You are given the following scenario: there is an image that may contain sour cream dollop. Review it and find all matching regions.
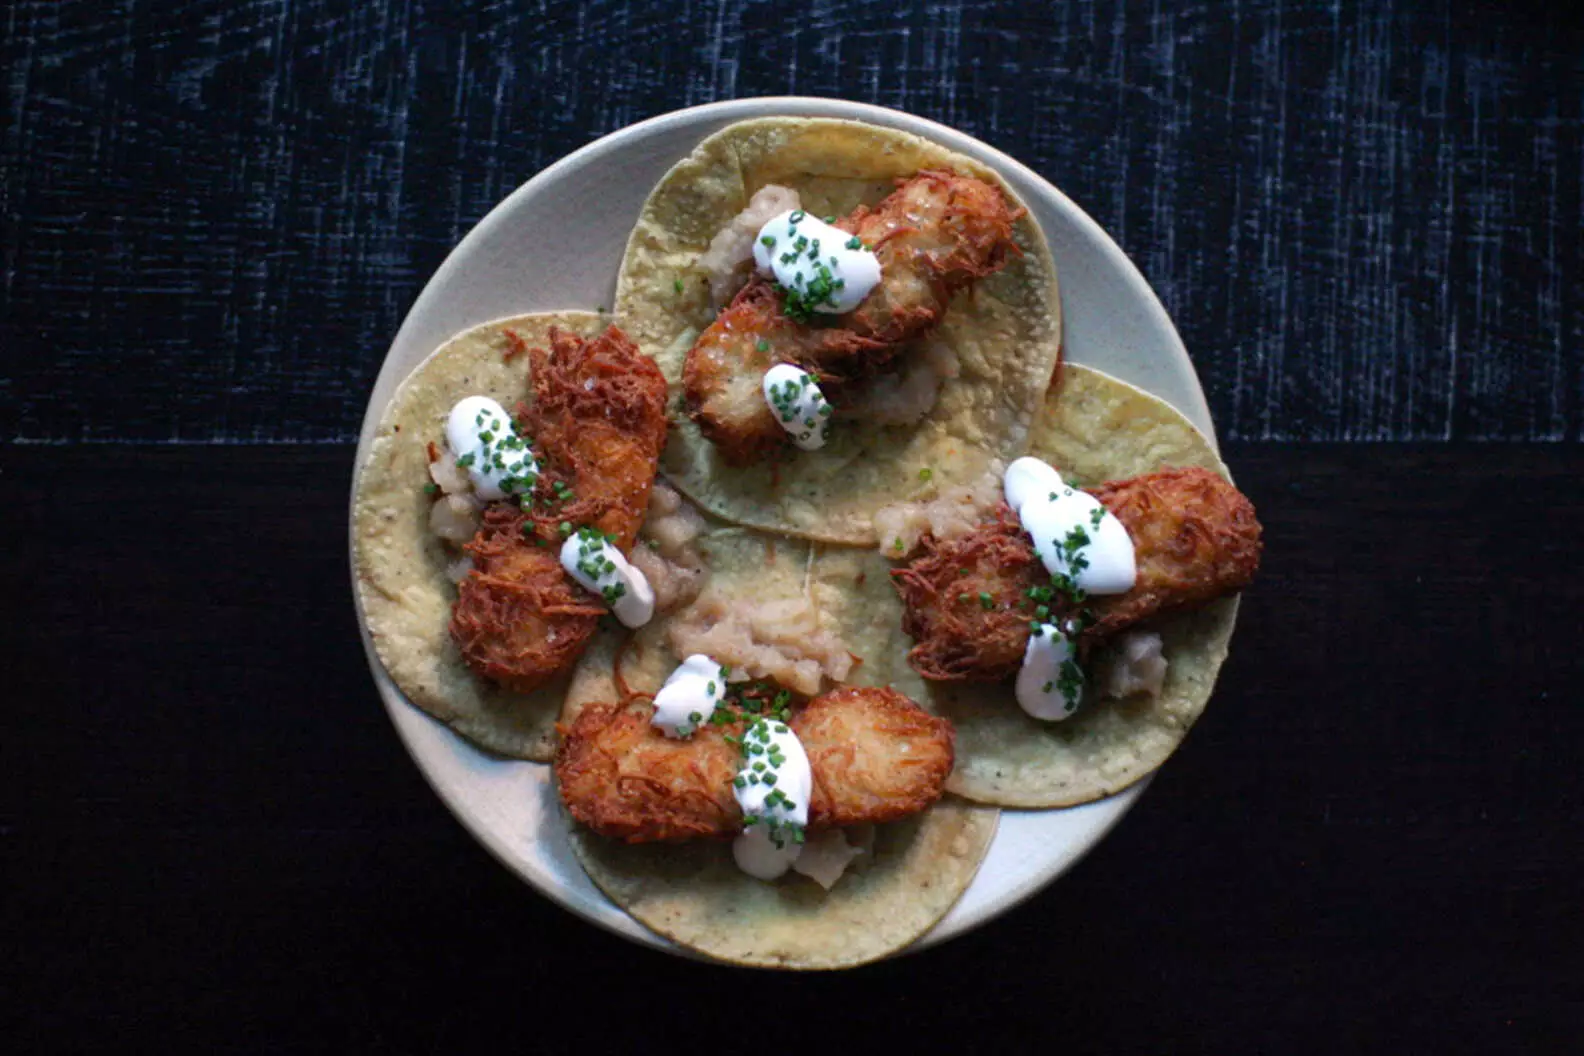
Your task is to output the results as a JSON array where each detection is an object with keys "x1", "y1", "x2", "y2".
[
  {"x1": 1015, "y1": 621, "x2": 1084, "y2": 720},
  {"x1": 1004, "y1": 457, "x2": 1136, "y2": 595},
  {"x1": 558, "y1": 527, "x2": 655, "y2": 628},
  {"x1": 762, "y1": 363, "x2": 833, "y2": 450},
  {"x1": 733, "y1": 824, "x2": 802, "y2": 881},
  {"x1": 730, "y1": 717, "x2": 814, "y2": 880},
  {"x1": 445, "y1": 396, "x2": 539, "y2": 502},
  {"x1": 752, "y1": 210, "x2": 881, "y2": 314},
  {"x1": 649, "y1": 655, "x2": 727, "y2": 738}
]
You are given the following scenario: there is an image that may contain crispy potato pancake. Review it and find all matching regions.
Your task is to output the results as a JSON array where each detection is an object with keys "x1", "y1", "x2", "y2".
[
  {"x1": 522, "y1": 326, "x2": 669, "y2": 548},
  {"x1": 891, "y1": 504, "x2": 1043, "y2": 682},
  {"x1": 555, "y1": 685, "x2": 953, "y2": 843},
  {"x1": 1086, "y1": 467, "x2": 1262, "y2": 636},
  {"x1": 894, "y1": 468, "x2": 1261, "y2": 681},
  {"x1": 556, "y1": 703, "x2": 741, "y2": 843},
  {"x1": 797, "y1": 686, "x2": 955, "y2": 828},
  {"x1": 683, "y1": 172, "x2": 1021, "y2": 464},
  {"x1": 450, "y1": 513, "x2": 603, "y2": 694},
  {"x1": 449, "y1": 326, "x2": 667, "y2": 692}
]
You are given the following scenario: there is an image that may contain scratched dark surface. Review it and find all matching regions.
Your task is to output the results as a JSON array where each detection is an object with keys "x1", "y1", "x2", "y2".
[
  {"x1": 4, "y1": 0, "x2": 1583, "y2": 442},
  {"x1": 5, "y1": 0, "x2": 1583, "y2": 1050}
]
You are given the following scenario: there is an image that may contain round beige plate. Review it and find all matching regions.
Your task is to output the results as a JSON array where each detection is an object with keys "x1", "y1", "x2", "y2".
[{"x1": 349, "y1": 98, "x2": 1219, "y2": 960}]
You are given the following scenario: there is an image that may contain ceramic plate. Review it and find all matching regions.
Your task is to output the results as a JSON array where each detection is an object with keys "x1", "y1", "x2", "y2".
[{"x1": 350, "y1": 97, "x2": 1217, "y2": 959}]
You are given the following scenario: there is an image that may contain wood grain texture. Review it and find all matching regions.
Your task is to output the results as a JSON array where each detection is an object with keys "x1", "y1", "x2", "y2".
[
  {"x1": 3, "y1": 0, "x2": 1581, "y2": 443},
  {"x1": 4, "y1": 444, "x2": 1579, "y2": 1048}
]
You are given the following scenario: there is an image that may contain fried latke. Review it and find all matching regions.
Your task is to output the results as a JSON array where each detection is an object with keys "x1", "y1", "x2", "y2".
[
  {"x1": 449, "y1": 325, "x2": 668, "y2": 691},
  {"x1": 1085, "y1": 466, "x2": 1262, "y2": 635},
  {"x1": 450, "y1": 508, "x2": 604, "y2": 693},
  {"x1": 683, "y1": 172, "x2": 1021, "y2": 465},
  {"x1": 891, "y1": 505, "x2": 1044, "y2": 681},
  {"x1": 556, "y1": 686, "x2": 954, "y2": 843},
  {"x1": 521, "y1": 326, "x2": 669, "y2": 548},
  {"x1": 795, "y1": 686, "x2": 954, "y2": 828},
  {"x1": 893, "y1": 467, "x2": 1262, "y2": 681}
]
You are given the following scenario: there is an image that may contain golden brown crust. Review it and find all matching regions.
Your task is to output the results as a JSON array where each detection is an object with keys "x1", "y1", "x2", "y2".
[
  {"x1": 448, "y1": 325, "x2": 668, "y2": 691},
  {"x1": 891, "y1": 505, "x2": 1042, "y2": 682},
  {"x1": 450, "y1": 515, "x2": 603, "y2": 693},
  {"x1": 556, "y1": 703, "x2": 743, "y2": 843},
  {"x1": 555, "y1": 686, "x2": 955, "y2": 843},
  {"x1": 893, "y1": 468, "x2": 1263, "y2": 681},
  {"x1": 680, "y1": 281, "x2": 814, "y2": 465},
  {"x1": 793, "y1": 686, "x2": 954, "y2": 827},
  {"x1": 842, "y1": 170, "x2": 1022, "y2": 347},
  {"x1": 521, "y1": 326, "x2": 670, "y2": 549},
  {"x1": 682, "y1": 172, "x2": 1021, "y2": 466},
  {"x1": 1085, "y1": 467, "x2": 1263, "y2": 635}
]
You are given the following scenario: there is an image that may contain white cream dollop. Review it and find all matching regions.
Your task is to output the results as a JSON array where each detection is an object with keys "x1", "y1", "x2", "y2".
[
  {"x1": 730, "y1": 717, "x2": 814, "y2": 880},
  {"x1": 445, "y1": 396, "x2": 539, "y2": 502},
  {"x1": 649, "y1": 655, "x2": 726, "y2": 739},
  {"x1": 1015, "y1": 621, "x2": 1084, "y2": 721},
  {"x1": 558, "y1": 528, "x2": 655, "y2": 628},
  {"x1": 732, "y1": 823, "x2": 803, "y2": 881},
  {"x1": 752, "y1": 210, "x2": 881, "y2": 314},
  {"x1": 1004, "y1": 457, "x2": 1136, "y2": 595},
  {"x1": 762, "y1": 363, "x2": 833, "y2": 451}
]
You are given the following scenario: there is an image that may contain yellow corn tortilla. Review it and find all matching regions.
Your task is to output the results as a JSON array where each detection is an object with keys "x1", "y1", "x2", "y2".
[
  {"x1": 800, "y1": 365, "x2": 1243, "y2": 808},
  {"x1": 560, "y1": 525, "x2": 998, "y2": 969},
  {"x1": 567, "y1": 803, "x2": 995, "y2": 970},
  {"x1": 613, "y1": 116, "x2": 1062, "y2": 546},
  {"x1": 351, "y1": 312, "x2": 606, "y2": 761},
  {"x1": 935, "y1": 364, "x2": 1240, "y2": 807}
]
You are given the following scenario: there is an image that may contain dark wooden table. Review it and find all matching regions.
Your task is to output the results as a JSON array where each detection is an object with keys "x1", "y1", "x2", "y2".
[{"x1": 6, "y1": 2, "x2": 1581, "y2": 1050}]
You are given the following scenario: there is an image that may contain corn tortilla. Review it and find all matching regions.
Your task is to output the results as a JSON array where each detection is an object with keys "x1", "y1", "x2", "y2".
[
  {"x1": 920, "y1": 364, "x2": 1240, "y2": 807},
  {"x1": 614, "y1": 116, "x2": 1063, "y2": 546},
  {"x1": 561, "y1": 524, "x2": 998, "y2": 968},
  {"x1": 351, "y1": 312, "x2": 607, "y2": 761}
]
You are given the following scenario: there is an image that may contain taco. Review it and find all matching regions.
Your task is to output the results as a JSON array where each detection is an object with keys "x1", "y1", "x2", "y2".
[
  {"x1": 879, "y1": 364, "x2": 1263, "y2": 807},
  {"x1": 614, "y1": 116, "x2": 1063, "y2": 546},
  {"x1": 554, "y1": 522, "x2": 997, "y2": 969},
  {"x1": 351, "y1": 313, "x2": 669, "y2": 760}
]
